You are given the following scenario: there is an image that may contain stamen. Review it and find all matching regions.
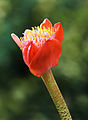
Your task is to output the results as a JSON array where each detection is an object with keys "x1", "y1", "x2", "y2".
[
  {"x1": 20, "y1": 26, "x2": 55, "y2": 47},
  {"x1": 31, "y1": 27, "x2": 34, "y2": 30}
]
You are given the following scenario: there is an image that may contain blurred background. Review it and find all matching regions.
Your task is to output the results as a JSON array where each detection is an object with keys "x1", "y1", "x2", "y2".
[{"x1": 0, "y1": 0, "x2": 88, "y2": 120}]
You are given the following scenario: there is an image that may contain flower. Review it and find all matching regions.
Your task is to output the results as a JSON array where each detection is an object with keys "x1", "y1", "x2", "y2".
[{"x1": 11, "y1": 18, "x2": 63, "y2": 77}]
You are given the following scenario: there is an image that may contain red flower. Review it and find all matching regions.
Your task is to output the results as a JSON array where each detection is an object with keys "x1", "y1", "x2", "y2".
[{"x1": 11, "y1": 18, "x2": 63, "y2": 77}]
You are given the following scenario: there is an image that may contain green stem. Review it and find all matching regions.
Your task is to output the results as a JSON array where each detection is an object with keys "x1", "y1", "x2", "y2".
[{"x1": 41, "y1": 69, "x2": 72, "y2": 120}]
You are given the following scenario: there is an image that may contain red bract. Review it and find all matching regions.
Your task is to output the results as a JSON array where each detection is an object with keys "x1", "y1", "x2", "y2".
[{"x1": 11, "y1": 18, "x2": 63, "y2": 77}]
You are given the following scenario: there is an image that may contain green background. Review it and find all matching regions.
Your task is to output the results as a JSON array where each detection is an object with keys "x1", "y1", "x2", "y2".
[{"x1": 0, "y1": 0, "x2": 88, "y2": 119}]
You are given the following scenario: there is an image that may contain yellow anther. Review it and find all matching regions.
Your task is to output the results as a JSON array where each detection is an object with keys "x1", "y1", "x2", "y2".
[
  {"x1": 24, "y1": 34, "x2": 26, "y2": 37},
  {"x1": 34, "y1": 30, "x2": 37, "y2": 34},
  {"x1": 28, "y1": 34, "x2": 30, "y2": 38},
  {"x1": 20, "y1": 37, "x2": 23, "y2": 40},
  {"x1": 44, "y1": 29, "x2": 47, "y2": 32},
  {"x1": 51, "y1": 27, "x2": 53, "y2": 31},
  {"x1": 34, "y1": 37, "x2": 35, "y2": 40},
  {"x1": 48, "y1": 27, "x2": 50, "y2": 30},
  {"x1": 43, "y1": 26, "x2": 45, "y2": 29},
  {"x1": 34, "y1": 26, "x2": 37, "y2": 28},
  {"x1": 24, "y1": 40, "x2": 27, "y2": 42},
  {"x1": 31, "y1": 27, "x2": 34, "y2": 30},
  {"x1": 46, "y1": 37, "x2": 48, "y2": 40},
  {"x1": 35, "y1": 42, "x2": 38, "y2": 46},
  {"x1": 30, "y1": 37, "x2": 32, "y2": 40},
  {"x1": 39, "y1": 30, "x2": 41, "y2": 34},
  {"x1": 36, "y1": 26, "x2": 39, "y2": 30},
  {"x1": 40, "y1": 27, "x2": 42, "y2": 31},
  {"x1": 28, "y1": 31, "x2": 31, "y2": 33},
  {"x1": 55, "y1": 28, "x2": 57, "y2": 31}
]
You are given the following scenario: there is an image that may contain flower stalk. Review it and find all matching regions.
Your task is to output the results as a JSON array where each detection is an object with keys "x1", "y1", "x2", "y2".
[{"x1": 41, "y1": 69, "x2": 72, "y2": 120}]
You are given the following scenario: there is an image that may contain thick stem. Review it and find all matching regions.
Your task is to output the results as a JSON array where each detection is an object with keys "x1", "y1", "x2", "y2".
[{"x1": 41, "y1": 69, "x2": 72, "y2": 120}]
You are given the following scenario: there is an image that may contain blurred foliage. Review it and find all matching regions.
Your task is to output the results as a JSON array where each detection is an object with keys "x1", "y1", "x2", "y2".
[{"x1": 0, "y1": 0, "x2": 88, "y2": 120}]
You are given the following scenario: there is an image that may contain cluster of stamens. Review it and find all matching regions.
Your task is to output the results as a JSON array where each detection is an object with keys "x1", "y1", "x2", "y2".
[{"x1": 20, "y1": 26, "x2": 56, "y2": 47}]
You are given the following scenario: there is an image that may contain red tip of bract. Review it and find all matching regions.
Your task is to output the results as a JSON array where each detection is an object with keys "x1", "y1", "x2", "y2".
[
  {"x1": 54, "y1": 22, "x2": 63, "y2": 45},
  {"x1": 40, "y1": 18, "x2": 52, "y2": 29}
]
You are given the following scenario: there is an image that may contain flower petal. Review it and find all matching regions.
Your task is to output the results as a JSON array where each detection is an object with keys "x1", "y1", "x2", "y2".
[
  {"x1": 29, "y1": 39, "x2": 62, "y2": 77},
  {"x1": 40, "y1": 18, "x2": 52, "y2": 29},
  {"x1": 22, "y1": 42, "x2": 31, "y2": 66},
  {"x1": 11, "y1": 33, "x2": 22, "y2": 49},
  {"x1": 54, "y1": 22, "x2": 63, "y2": 44},
  {"x1": 27, "y1": 42, "x2": 39, "y2": 65},
  {"x1": 22, "y1": 42, "x2": 38, "y2": 66}
]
